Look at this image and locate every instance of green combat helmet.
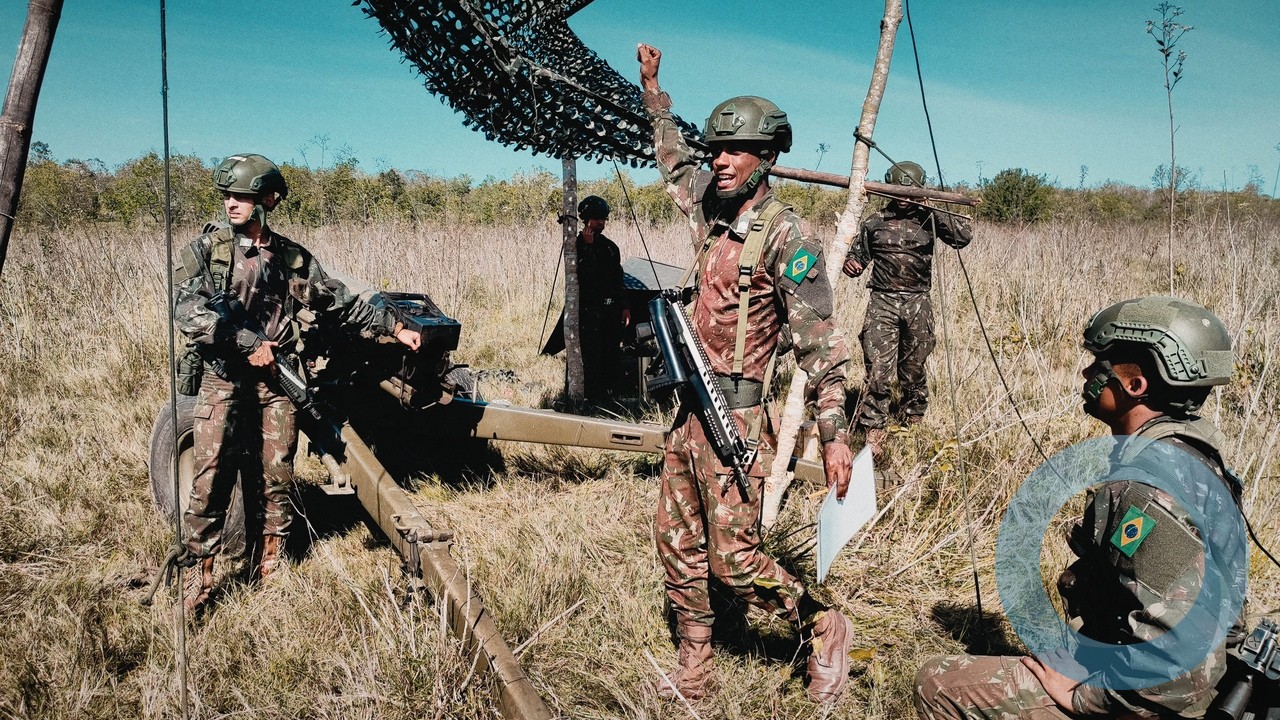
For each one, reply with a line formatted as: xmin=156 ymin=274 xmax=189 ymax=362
xmin=703 ymin=96 xmax=791 ymax=200
xmin=885 ymin=161 xmax=926 ymax=187
xmin=212 ymin=153 xmax=288 ymax=228
xmin=704 ymin=96 xmax=792 ymax=152
xmin=578 ymin=195 xmax=610 ymax=221
xmin=1082 ymin=295 xmax=1233 ymax=414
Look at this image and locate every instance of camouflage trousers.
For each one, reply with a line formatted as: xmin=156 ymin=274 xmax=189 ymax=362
xmin=183 ymin=372 xmax=297 ymax=558
xmin=655 ymin=405 xmax=814 ymax=632
xmin=915 ymin=655 xmax=1072 ymax=720
xmin=856 ymin=290 xmax=935 ymax=429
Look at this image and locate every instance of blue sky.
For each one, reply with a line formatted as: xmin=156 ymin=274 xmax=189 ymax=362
xmin=2 ymin=1 xmax=1277 ymax=192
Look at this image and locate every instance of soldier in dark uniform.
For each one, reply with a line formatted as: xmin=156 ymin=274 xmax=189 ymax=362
xmin=639 ymin=43 xmax=857 ymax=704
xmin=915 ymin=296 xmax=1246 ymax=720
xmin=843 ymin=161 xmax=971 ymax=457
xmin=574 ymin=195 xmax=630 ymax=403
xmin=172 ymin=154 xmax=422 ymax=614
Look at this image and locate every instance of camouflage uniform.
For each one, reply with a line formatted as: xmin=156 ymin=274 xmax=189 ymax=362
xmin=915 ymin=415 xmax=1244 ymax=720
xmin=576 ymin=230 xmax=627 ymax=402
xmin=848 ymin=204 xmax=970 ymax=428
xmin=173 ymin=225 xmax=400 ymax=558
xmin=643 ymin=89 xmax=851 ymax=631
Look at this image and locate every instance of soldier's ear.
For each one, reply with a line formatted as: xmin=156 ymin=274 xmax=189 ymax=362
xmin=261 ymin=193 xmax=280 ymax=211
xmin=1120 ymin=373 xmax=1149 ymax=400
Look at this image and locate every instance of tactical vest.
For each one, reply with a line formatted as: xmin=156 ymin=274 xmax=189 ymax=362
xmin=682 ymin=196 xmax=792 ymax=381
xmin=175 ymin=225 xmax=309 ymax=393
xmin=675 ymin=197 xmax=793 ymax=449
xmin=195 ymin=224 xmax=309 ymax=296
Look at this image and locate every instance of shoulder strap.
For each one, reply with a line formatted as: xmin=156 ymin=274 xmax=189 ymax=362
xmin=732 ymin=198 xmax=791 ymax=379
xmin=203 ymin=226 xmax=235 ymax=292
xmin=1120 ymin=415 xmax=1242 ymax=499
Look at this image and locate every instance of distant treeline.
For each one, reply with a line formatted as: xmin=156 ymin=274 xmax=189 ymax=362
xmin=15 ymin=146 xmax=1280 ymax=230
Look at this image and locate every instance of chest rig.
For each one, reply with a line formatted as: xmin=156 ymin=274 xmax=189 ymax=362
xmin=676 ymin=197 xmax=792 ymax=450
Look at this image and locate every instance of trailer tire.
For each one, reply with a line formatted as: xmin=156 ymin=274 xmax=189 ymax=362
xmin=147 ymin=395 xmax=247 ymax=557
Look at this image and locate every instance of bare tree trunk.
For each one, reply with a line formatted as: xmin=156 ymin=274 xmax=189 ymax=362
xmin=0 ymin=0 xmax=63 ymax=276
xmin=1166 ymin=114 xmax=1176 ymax=295
xmin=762 ymin=0 xmax=902 ymax=529
xmin=561 ymin=156 xmax=585 ymax=405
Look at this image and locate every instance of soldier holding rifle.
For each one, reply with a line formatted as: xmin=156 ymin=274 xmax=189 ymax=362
xmin=638 ymin=43 xmax=857 ymax=703
xmin=171 ymin=154 xmax=421 ymax=614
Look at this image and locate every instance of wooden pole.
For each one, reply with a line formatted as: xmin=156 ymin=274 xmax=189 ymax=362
xmin=0 ymin=0 xmax=63 ymax=276
xmin=762 ymin=0 xmax=903 ymax=529
xmin=561 ymin=156 xmax=585 ymax=405
xmin=770 ymin=164 xmax=979 ymax=206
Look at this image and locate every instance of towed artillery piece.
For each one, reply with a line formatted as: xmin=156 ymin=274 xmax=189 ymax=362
xmin=147 ymin=278 xmax=830 ymax=720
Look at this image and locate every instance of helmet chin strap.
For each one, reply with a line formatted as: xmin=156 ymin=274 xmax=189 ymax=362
xmin=224 ymin=197 xmax=269 ymax=232
xmin=1082 ymin=359 xmax=1117 ymax=412
xmin=714 ymin=155 xmax=774 ymax=201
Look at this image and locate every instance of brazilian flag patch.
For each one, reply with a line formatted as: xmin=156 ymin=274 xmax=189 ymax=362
xmin=1110 ymin=506 xmax=1156 ymax=557
xmin=785 ymin=247 xmax=817 ymax=283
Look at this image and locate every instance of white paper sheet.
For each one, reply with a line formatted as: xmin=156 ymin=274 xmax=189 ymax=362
xmin=816 ymin=445 xmax=877 ymax=584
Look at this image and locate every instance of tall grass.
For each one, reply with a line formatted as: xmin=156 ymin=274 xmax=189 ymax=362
xmin=1 ymin=211 xmax=1278 ymax=719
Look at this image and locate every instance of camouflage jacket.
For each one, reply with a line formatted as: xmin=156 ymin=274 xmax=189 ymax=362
xmin=849 ymin=203 xmax=971 ymax=293
xmin=1065 ymin=415 xmax=1245 ymax=718
xmin=643 ymin=89 xmax=851 ymax=438
xmin=173 ymin=224 xmax=398 ymax=371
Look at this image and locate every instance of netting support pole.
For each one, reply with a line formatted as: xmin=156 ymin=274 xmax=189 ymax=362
xmin=561 ymin=156 xmax=585 ymax=405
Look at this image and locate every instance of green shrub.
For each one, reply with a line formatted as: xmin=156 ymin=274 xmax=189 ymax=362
xmin=977 ymin=168 xmax=1055 ymax=223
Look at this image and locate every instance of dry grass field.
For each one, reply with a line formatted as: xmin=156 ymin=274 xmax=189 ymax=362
xmin=2 ymin=206 xmax=1279 ymax=719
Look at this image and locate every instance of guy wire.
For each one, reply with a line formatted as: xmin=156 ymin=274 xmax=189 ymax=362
xmin=612 ymin=160 xmax=667 ymax=292
xmin=158 ymin=0 xmax=192 ymax=715
xmin=904 ymin=0 xmax=983 ymax=622
xmin=536 ymin=244 xmax=563 ymax=353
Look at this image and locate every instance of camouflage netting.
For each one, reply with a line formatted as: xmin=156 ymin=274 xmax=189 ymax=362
xmin=358 ymin=0 xmax=704 ymax=167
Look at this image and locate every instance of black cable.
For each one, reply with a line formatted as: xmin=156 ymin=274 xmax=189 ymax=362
xmin=536 ymin=245 xmax=563 ymax=352
xmin=904 ymin=0 xmax=984 ymax=622
xmin=1245 ymin=510 xmax=1280 ymax=571
xmin=611 ymin=160 xmax=667 ymax=291
xmin=904 ymin=0 xmax=945 ymax=189
xmin=159 ymin=1 xmax=191 ymax=716
xmin=904 ymin=0 xmax=1280 ymax=603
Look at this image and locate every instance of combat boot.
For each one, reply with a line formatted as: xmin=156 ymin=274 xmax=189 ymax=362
xmin=182 ymin=556 xmax=215 ymax=615
xmin=255 ymin=535 xmax=285 ymax=582
xmin=865 ymin=428 xmax=888 ymax=458
xmin=656 ymin=623 xmax=716 ymax=702
xmin=806 ymin=609 xmax=855 ymax=703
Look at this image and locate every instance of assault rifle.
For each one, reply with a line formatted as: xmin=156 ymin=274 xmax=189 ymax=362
xmin=1210 ymin=618 xmax=1280 ymax=720
xmin=645 ymin=289 xmax=756 ymax=497
xmin=205 ymin=291 xmax=354 ymax=493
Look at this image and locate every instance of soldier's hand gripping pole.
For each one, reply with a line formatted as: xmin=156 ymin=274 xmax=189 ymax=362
xmin=648 ymin=290 xmax=756 ymax=497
